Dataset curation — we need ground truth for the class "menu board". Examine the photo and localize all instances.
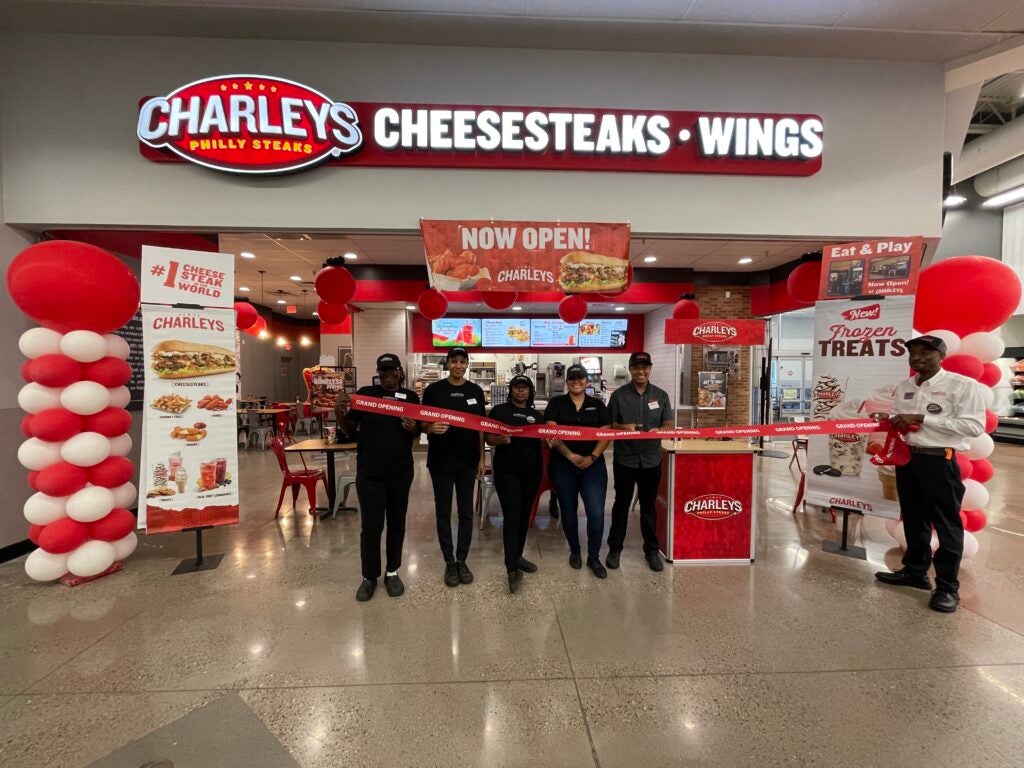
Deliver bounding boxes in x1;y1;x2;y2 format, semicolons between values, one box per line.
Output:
482;318;531;347
697;371;728;410
431;318;481;347
531;319;578;347
578;318;628;348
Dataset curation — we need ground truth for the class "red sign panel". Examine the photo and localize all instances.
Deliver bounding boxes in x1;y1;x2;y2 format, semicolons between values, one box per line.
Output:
665;319;766;345
139;76;824;177
817;237;925;301
672;453;754;561
420;220;631;293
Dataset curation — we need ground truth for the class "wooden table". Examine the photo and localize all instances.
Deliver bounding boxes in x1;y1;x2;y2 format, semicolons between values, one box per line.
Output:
285;439;357;519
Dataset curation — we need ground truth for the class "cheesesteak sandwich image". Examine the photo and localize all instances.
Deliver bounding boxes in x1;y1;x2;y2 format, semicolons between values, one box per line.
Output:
151;340;236;378
558;251;628;293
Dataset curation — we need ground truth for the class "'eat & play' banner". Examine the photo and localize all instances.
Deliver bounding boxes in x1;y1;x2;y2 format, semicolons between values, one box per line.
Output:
420;220;630;293
665;318;766;345
818;237;924;301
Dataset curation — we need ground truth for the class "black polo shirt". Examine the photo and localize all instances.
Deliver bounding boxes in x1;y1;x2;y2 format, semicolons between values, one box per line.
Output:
346;385;419;479
422;378;486;472
488;402;543;474
608;382;672;469
543;394;611;465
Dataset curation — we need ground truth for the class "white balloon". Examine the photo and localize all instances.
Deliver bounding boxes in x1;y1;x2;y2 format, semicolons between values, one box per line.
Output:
965;433;995;461
24;492;69;525
979;383;995;410
112;531;139;560
103;333;131;360
18;327;63;359
67;540;117;578
108;433;133;457
18;383;64;414
59;330;108;363
66;486;115;523
24;549;69;581
962;531;980;559
107;386;131;409
960;332;1005;364
60;432;111;467
924;329;961;357
962;479;990;510
18;438;63;471
111;482;138;509
60;380;110;415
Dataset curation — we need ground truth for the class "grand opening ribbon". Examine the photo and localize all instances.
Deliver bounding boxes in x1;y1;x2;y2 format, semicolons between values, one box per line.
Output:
348;395;884;442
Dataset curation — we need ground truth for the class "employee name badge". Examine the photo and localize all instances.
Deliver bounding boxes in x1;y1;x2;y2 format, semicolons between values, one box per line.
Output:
648;401;660;410
467;398;478;405
395;392;407;400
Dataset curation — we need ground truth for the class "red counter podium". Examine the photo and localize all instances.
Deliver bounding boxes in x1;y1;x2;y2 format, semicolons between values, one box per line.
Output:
655;440;759;564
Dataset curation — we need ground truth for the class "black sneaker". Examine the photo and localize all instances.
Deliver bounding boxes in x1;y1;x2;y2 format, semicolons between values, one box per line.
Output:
444;562;461;588
517;557;538;573
568;552;582;569
605;551;621;569
874;568;931;590
929;590;960;613
508;570;523;594
356;578;376;602
457;561;474;584
587;557;608;579
384;574;404;597
646;551;664;572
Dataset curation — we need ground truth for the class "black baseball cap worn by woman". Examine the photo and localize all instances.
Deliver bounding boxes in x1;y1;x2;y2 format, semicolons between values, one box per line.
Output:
508;374;535;407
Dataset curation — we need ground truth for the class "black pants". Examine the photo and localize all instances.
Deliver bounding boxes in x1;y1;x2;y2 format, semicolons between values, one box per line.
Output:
607;461;662;554
895;452;965;594
494;469;541;571
355;470;413;580
431;467;477;563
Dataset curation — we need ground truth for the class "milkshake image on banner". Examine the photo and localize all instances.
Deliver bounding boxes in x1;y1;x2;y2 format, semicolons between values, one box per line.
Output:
811;373;847;421
827;400;868;476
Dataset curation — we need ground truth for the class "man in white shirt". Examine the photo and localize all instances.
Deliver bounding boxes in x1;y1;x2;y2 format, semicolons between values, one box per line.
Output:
875;335;985;613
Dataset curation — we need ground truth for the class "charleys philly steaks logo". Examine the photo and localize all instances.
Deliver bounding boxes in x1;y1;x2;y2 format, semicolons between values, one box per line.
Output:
683;494;744;520
137;75;363;174
692;323;739;344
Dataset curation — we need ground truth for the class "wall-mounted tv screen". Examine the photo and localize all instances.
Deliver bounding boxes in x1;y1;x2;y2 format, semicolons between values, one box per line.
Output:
482;318;531;347
431;318;481;347
578;318;628;348
530;319;579;347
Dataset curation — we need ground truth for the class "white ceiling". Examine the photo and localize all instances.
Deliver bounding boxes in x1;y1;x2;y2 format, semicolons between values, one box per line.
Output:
2;0;1022;62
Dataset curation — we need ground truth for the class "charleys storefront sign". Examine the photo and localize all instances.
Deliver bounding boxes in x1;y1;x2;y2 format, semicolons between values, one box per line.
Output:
138;74;825;176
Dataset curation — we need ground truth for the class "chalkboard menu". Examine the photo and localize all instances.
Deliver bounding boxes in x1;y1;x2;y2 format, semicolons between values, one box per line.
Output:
116;309;145;412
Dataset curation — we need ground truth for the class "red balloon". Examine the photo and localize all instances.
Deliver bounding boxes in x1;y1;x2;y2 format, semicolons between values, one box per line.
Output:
559;294;588;324
38;517;90;554
482;291;518;311
29;408;84;442
971;458;994;484
955;452;973;480
28;523;45;545
83;407;132;437
7;241;140;333
315;266;357;305
20;415;34;438
942;354;984;380
417;288;449;320
243;315;268;337
786;261;822;305
20;361;32;382
317;300;349;325
914;255;1023;337
672;299;701;320
83;357;132;387
979;363;1003;388
234;301;258;330
27;470;40;491
89;508;136;542
25;354;83;387
35;462;89;497
984;410;999;434
87;456;134;488
962;509;988;533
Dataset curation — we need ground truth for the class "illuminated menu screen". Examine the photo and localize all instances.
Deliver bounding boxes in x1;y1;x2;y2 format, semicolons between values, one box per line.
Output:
431;318;481;347
482;318;532;347
530;319;578;347
577;318;628;348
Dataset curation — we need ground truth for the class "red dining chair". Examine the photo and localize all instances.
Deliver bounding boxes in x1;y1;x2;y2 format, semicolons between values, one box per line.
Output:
270;437;326;519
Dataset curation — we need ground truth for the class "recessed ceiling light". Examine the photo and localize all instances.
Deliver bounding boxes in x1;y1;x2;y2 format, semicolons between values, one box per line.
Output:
405;304;416;310
276;299;286;304
643;255;657;263
614;306;626;311
738;257;753;265
238;286;250;292
289;275;302;281
343;252;358;260
944;193;967;207
512;306;523;311
240;251;255;259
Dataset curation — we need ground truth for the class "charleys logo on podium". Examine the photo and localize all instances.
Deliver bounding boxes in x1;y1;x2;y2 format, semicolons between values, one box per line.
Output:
137;75;364;174
683;494;744;520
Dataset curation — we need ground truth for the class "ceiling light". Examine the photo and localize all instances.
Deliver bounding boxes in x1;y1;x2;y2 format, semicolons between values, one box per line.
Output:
738;257;753;265
289;275;302;281
512;306;523;311
276;299;286;304
643;255;657;263
238;286;250;292
405;304;416;310
300;336;312;347
982;185;1024;208
257;329;270;340
276;336;287;347
944;193;967;207
614;306;626;311
240;251;255;259
343;252;358;260
313;311;319;316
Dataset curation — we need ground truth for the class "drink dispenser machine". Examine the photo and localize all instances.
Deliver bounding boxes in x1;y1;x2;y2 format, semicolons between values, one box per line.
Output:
546;362;566;397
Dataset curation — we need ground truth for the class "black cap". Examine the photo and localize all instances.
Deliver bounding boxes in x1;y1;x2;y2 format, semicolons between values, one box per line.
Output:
446;346;470;360
628;352;653;367
376;353;401;370
509;375;533;388
906;335;947;355
566;364;588;380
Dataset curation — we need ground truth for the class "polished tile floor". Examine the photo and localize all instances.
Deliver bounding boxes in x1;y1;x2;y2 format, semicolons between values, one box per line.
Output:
3;442;1024;767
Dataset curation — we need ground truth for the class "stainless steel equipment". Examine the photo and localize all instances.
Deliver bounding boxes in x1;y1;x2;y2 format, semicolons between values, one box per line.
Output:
546;362;566;397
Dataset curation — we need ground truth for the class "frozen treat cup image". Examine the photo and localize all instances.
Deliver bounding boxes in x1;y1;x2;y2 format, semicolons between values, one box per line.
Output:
876;465;898;500
811;373;847;420
827;401;866;476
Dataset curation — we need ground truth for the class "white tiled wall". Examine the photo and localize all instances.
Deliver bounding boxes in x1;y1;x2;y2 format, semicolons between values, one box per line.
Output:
644;305;677;400
353;308;408;389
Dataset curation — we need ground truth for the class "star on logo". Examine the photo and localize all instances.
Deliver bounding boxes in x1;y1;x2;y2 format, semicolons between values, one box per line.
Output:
244;81;253;91
270;86;277;93
232;83;239;90
220;84;227;92
258;84;266;91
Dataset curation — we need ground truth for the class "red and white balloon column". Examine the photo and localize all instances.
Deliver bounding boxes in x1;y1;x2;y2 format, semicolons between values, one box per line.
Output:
8;241;142;583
